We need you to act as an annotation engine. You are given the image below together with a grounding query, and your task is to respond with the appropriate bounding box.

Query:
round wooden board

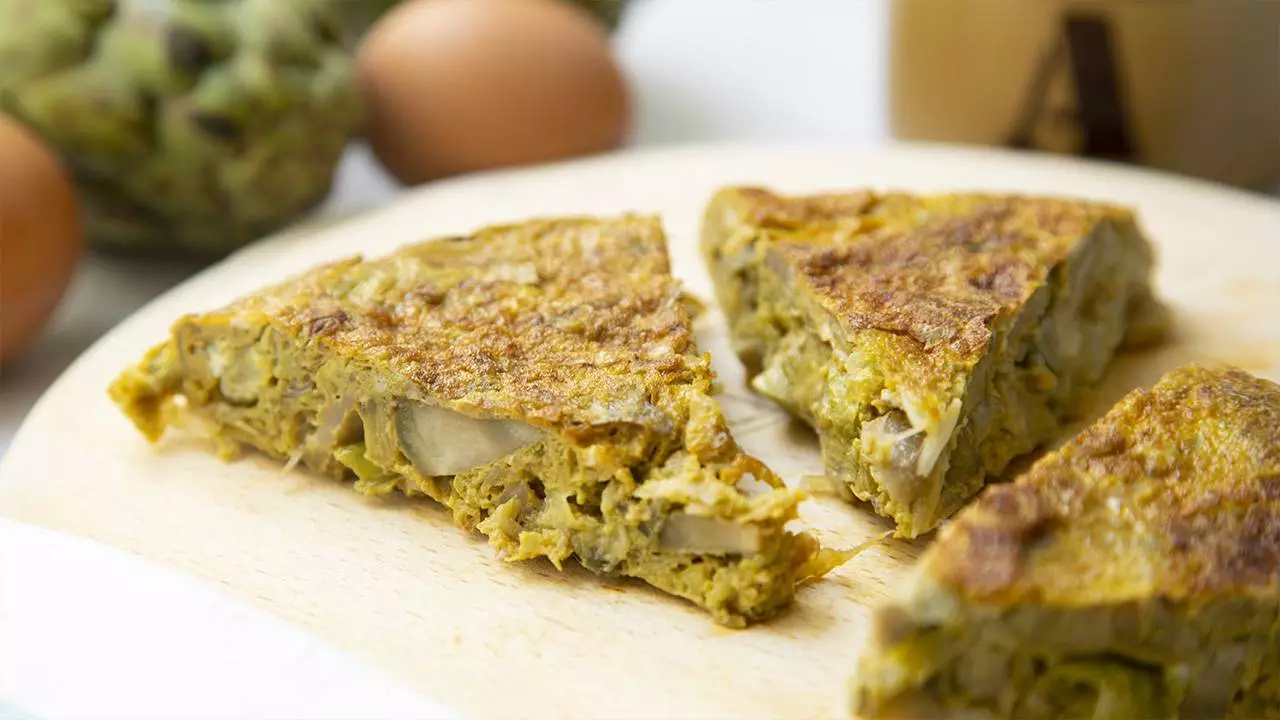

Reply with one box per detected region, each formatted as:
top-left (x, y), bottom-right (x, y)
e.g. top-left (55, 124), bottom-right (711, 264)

top-left (2, 143), bottom-right (1278, 719)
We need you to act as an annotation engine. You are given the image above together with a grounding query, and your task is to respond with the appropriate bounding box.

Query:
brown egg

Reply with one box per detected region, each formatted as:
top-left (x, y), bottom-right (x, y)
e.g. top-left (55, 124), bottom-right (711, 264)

top-left (0, 115), bottom-right (82, 364)
top-left (358, 0), bottom-right (630, 185)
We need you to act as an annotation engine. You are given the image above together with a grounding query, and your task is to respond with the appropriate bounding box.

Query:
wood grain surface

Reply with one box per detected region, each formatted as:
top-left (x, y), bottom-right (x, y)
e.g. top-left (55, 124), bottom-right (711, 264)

top-left (2, 144), bottom-right (1278, 719)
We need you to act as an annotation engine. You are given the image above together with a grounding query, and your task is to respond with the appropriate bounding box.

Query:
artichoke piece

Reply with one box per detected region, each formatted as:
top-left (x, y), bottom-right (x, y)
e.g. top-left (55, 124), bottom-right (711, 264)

top-left (303, 393), bottom-right (359, 468)
top-left (1180, 644), bottom-right (1248, 719)
top-left (394, 401), bottom-right (544, 478)
top-left (859, 410), bottom-right (926, 506)
top-left (357, 398), bottom-right (399, 468)
top-left (1017, 660), bottom-right (1165, 720)
top-left (659, 512), bottom-right (762, 556)
top-left (0, 0), bottom-right (372, 256)
top-left (334, 443), bottom-right (399, 495)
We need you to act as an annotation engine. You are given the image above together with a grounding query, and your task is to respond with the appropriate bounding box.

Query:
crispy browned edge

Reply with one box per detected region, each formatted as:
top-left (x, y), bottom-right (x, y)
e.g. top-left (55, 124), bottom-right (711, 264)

top-left (213, 215), bottom-right (713, 438)
top-left (929, 363), bottom-right (1280, 605)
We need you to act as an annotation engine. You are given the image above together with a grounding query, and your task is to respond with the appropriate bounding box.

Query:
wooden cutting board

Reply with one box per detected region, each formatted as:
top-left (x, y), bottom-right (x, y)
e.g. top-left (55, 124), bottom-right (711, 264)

top-left (3, 144), bottom-right (1278, 719)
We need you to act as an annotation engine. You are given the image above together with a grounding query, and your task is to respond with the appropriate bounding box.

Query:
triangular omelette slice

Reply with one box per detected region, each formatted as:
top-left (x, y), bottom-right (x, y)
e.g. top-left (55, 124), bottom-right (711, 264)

top-left (852, 364), bottom-right (1280, 719)
top-left (702, 187), bottom-right (1166, 537)
top-left (110, 215), bottom-right (841, 626)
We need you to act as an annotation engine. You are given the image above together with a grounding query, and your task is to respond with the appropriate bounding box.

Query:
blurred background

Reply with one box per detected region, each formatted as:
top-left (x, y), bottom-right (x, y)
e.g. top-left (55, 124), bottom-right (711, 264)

top-left (1, 0), bottom-right (1277, 456)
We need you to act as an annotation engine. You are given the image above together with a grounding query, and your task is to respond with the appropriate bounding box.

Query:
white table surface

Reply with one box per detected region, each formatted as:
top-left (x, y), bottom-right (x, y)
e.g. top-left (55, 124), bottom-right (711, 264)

top-left (0, 2), bottom-right (890, 718)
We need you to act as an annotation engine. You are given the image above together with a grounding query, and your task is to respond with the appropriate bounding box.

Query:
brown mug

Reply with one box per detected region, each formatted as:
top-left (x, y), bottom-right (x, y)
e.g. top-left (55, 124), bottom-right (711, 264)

top-left (889, 0), bottom-right (1280, 191)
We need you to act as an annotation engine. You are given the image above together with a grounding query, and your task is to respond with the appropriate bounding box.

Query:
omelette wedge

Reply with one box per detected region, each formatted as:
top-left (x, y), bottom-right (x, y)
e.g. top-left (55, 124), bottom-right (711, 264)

top-left (852, 364), bottom-right (1280, 719)
top-left (110, 215), bottom-right (843, 626)
top-left (702, 187), bottom-right (1166, 536)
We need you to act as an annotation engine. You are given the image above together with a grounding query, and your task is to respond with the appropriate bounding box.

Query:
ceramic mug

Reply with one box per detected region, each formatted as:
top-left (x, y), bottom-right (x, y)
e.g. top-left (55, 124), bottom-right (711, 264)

top-left (889, 0), bottom-right (1280, 191)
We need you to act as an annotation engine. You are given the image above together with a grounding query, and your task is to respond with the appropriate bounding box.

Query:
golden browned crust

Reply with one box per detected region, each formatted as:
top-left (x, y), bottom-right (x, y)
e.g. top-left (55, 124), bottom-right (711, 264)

top-left (930, 364), bottom-right (1280, 605)
top-left (217, 216), bottom-right (705, 437)
top-left (772, 193), bottom-right (1143, 385)
top-left (731, 186), bottom-right (881, 230)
